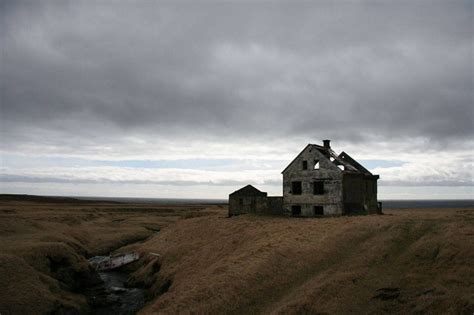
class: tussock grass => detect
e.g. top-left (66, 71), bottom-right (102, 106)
top-left (1, 195), bottom-right (473, 314)
top-left (0, 196), bottom-right (217, 314)
top-left (126, 208), bottom-right (474, 314)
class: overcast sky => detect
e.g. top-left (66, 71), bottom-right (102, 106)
top-left (1, 0), bottom-right (473, 199)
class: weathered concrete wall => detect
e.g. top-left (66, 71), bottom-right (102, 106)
top-left (229, 196), bottom-right (285, 216)
top-left (229, 195), bottom-right (267, 216)
top-left (283, 145), bottom-right (344, 216)
top-left (228, 185), bottom-right (269, 216)
top-left (363, 178), bottom-right (379, 213)
top-left (343, 174), bottom-right (379, 213)
top-left (266, 197), bottom-right (284, 215)
top-left (342, 174), bottom-right (364, 213)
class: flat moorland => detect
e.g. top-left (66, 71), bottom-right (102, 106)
top-left (0, 195), bottom-right (473, 314)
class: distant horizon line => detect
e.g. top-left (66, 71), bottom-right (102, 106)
top-left (1, 193), bottom-right (473, 202)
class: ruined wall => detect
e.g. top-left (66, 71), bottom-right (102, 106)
top-left (283, 145), bottom-right (344, 216)
top-left (342, 174), bottom-right (364, 213)
top-left (229, 143), bottom-right (379, 217)
top-left (343, 175), bottom-right (379, 213)
top-left (363, 178), bottom-right (379, 213)
top-left (229, 195), bottom-right (267, 216)
top-left (266, 197), bottom-right (284, 215)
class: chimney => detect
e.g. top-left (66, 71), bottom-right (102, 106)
top-left (323, 139), bottom-right (331, 149)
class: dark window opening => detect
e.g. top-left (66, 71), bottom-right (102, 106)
top-left (291, 205), bottom-right (301, 216)
top-left (292, 181), bottom-right (302, 195)
top-left (313, 181), bottom-right (324, 195)
top-left (302, 160), bottom-right (308, 170)
top-left (314, 206), bottom-right (324, 215)
top-left (239, 198), bottom-right (243, 206)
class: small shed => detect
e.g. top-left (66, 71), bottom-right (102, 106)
top-left (228, 185), bottom-right (267, 216)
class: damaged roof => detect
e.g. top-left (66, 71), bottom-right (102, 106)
top-left (281, 143), bottom-right (377, 177)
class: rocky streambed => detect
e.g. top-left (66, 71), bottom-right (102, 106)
top-left (85, 250), bottom-right (157, 314)
top-left (88, 268), bottom-right (147, 315)
top-left (84, 231), bottom-right (162, 313)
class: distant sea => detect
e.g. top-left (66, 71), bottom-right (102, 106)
top-left (74, 196), bottom-right (228, 205)
top-left (72, 196), bottom-right (473, 209)
top-left (379, 199), bottom-right (473, 209)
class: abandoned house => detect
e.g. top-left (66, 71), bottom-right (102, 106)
top-left (228, 140), bottom-right (381, 217)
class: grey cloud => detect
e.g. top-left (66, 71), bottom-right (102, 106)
top-left (0, 174), bottom-right (279, 187)
top-left (379, 180), bottom-right (472, 187)
top-left (1, 1), bottom-right (473, 151)
top-left (1, 173), bottom-right (470, 187)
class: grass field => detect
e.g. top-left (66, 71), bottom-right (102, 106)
top-left (0, 195), bottom-right (473, 314)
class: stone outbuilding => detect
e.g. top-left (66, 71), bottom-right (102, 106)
top-left (229, 185), bottom-right (267, 216)
top-left (228, 185), bottom-right (283, 216)
top-left (228, 140), bottom-right (381, 217)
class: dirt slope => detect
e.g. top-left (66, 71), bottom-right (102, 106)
top-left (127, 208), bottom-right (474, 314)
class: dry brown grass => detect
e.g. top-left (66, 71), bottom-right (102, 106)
top-left (125, 208), bottom-right (474, 314)
top-left (0, 197), bottom-right (223, 314)
top-left (1, 196), bottom-right (473, 314)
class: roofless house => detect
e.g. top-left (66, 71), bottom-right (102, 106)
top-left (229, 140), bottom-right (381, 217)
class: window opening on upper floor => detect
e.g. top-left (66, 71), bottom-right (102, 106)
top-left (313, 181), bottom-right (324, 195)
top-left (291, 181), bottom-right (302, 195)
top-left (314, 160), bottom-right (320, 170)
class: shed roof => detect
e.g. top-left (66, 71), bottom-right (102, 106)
top-left (229, 185), bottom-right (267, 197)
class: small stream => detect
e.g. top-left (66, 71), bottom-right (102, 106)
top-left (91, 269), bottom-right (146, 315)
top-left (87, 231), bottom-right (160, 314)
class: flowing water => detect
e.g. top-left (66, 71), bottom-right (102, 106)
top-left (90, 268), bottom-right (146, 314)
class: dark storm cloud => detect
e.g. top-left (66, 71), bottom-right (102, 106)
top-left (1, 0), bottom-right (473, 151)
